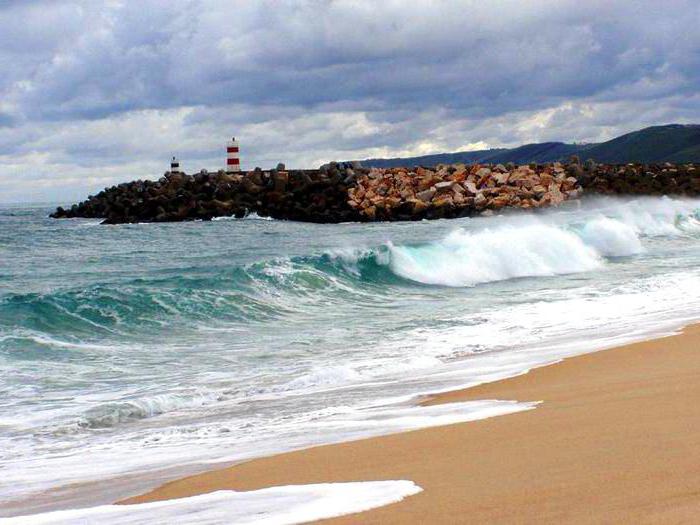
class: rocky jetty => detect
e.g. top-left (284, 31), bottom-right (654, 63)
top-left (348, 162), bottom-right (582, 220)
top-left (51, 159), bottom-right (699, 224)
top-left (580, 162), bottom-right (700, 195)
top-left (51, 163), bottom-right (363, 224)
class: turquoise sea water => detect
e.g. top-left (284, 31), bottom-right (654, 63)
top-left (1, 196), bottom-right (700, 517)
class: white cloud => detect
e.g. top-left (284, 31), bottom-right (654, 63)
top-left (0, 0), bottom-right (699, 202)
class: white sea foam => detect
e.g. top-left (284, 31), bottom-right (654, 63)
top-left (77, 390), bottom-right (226, 429)
top-left (577, 217), bottom-right (644, 256)
top-left (377, 270), bottom-right (700, 367)
top-left (381, 197), bottom-right (700, 286)
top-left (0, 400), bottom-right (535, 513)
top-left (0, 332), bottom-right (121, 352)
top-left (211, 211), bottom-right (273, 221)
top-left (590, 196), bottom-right (700, 237)
top-left (0, 481), bottom-right (422, 525)
top-left (282, 365), bottom-right (364, 391)
top-left (388, 224), bottom-right (603, 287)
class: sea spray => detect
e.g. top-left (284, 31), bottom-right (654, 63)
top-left (387, 225), bottom-right (603, 287)
top-left (577, 217), bottom-right (644, 256)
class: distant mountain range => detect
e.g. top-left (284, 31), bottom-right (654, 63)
top-left (360, 124), bottom-right (700, 168)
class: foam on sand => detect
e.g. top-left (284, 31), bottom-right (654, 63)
top-left (0, 481), bottom-right (422, 525)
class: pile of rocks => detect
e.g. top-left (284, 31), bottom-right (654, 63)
top-left (50, 159), bottom-right (700, 224)
top-left (347, 163), bottom-right (582, 220)
top-left (579, 162), bottom-right (700, 195)
top-left (51, 163), bottom-right (365, 224)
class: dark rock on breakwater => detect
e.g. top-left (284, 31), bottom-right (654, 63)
top-left (582, 162), bottom-right (700, 196)
top-left (51, 159), bottom-right (700, 224)
top-left (51, 163), bottom-right (364, 224)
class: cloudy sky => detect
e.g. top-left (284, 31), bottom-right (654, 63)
top-left (1, 0), bottom-right (699, 203)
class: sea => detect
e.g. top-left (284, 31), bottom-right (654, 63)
top-left (1, 195), bottom-right (700, 523)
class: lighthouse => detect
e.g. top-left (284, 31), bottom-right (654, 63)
top-left (226, 137), bottom-right (241, 173)
top-left (170, 156), bottom-right (181, 173)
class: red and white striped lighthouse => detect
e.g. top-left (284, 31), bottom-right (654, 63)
top-left (226, 137), bottom-right (241, 173)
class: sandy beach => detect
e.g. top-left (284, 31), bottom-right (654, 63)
top-left (120, 324), bottom-right (700, 523)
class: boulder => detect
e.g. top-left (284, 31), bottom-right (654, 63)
top-left (492, 171), bottom-right (509, 185)
top-left (489, 195), bottom-right (510, 209)
top-left (435, 181), bottom-right (455, 192)
top-left (272, 171), bottom-right (289, 192)
top-left (433, 195), bottom-right (454, 208)
top-left (343, 168), bottom-right (357, 185)
top-left (243, 177), bottom-right (264, 194)
top-left (416, 188), bottom-right (437, 202)
top-left (248, 169), bottom-right (265, 186)
top-left (539, 172), bottom-right (553, 186)
top-left (463, 181), bottom-right (478, 194)
top-left (417, 175), bottom-right (438, 191)
top-left (548, 183), bottom-right (565, 205)
top-left (407, 198), bottom-right (429, 213)
top-left (532, 184), bottom-right (547, 197)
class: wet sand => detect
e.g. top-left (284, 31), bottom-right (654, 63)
top-left (123, 325), bottom-right (700, 523)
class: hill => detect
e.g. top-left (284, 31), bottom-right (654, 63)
top-left (581, 124), bottom-right (700, 163)
top-left (360, 124), bottom-right (700, 167)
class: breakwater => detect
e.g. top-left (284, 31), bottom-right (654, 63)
top-left (51, 160), bottom-right (700, 224)
top-left (52, 165), bottom-right (359, 224)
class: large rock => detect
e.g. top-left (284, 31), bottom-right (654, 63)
top-left (272, 171), bottom-right (289, 192)
top-left (463, 181), bottom-right (478, 194)
top-left (435, 181), bottom-right (455, 192)
top-left (416, 188), bottom-right (437, 202)
top-left (492, 171), bottom-right (509, 185)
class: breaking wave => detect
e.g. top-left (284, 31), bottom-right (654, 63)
top-left (75, 391), bottom-right (225, 429)
top-left (1, 199), bottom-right (698, 343)
top-left (386, 225), bottom-right (602, 287)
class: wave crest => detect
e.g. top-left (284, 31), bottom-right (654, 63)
top-left (76, 391), bottom-right (224, 429)
top-left (578, 217), bottom-right (644, 256)
top-left (386, 225), bottom-right (602, 287)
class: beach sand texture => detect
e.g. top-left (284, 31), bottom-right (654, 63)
top-left (123, 324), bottom-right (700, 523)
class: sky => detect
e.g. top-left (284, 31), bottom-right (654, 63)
top-left (1, 0), bottom-right (699, 203)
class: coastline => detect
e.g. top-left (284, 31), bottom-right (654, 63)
top-left (121, 323), bottom-right (700, 523)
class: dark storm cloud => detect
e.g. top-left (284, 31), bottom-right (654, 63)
top-left (4, 0), bottom-right (699, 120)
top-left (0, 0), bottom-right (699, 202)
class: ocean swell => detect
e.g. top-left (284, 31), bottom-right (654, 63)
top-left (1, 200), bottom-right (698, 345)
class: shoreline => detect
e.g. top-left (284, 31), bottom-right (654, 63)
top-left (121, 323), bottom-right (700, 523)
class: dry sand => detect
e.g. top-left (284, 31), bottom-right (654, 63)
top-left (122, 325), bottom-right (700, 523)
